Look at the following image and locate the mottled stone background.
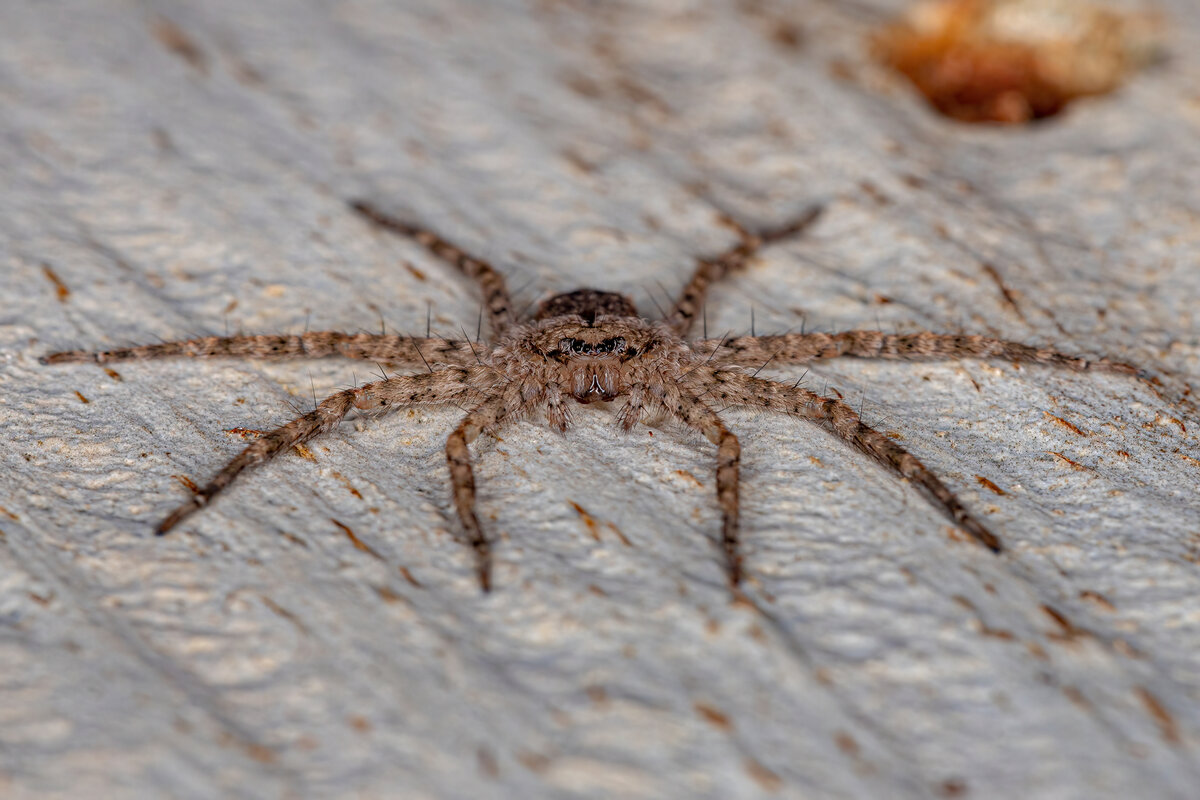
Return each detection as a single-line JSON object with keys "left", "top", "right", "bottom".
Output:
{"left": 2, "top": 1, "right": 1198, "bottom": 798}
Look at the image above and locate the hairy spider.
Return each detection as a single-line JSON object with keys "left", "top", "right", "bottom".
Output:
{"left": 43, "top": 200, "right": 1144, "bottom": 591}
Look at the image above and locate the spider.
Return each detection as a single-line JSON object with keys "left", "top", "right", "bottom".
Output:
{"left": 43, "top": 200, "right": 1144, "bottom": 592}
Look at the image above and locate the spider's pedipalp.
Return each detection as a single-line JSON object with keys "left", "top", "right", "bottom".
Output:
{"left": 156, "top": 369, "right": 478, "bottom": 536}
{"left": 41, "top": 333, "right": 480, "bottom": 368}
{"left": 699, "top": 330, "right": 1143, "bottom": 378}
{"left": 708, "top": 370, "right": 1003, "bottom": 553}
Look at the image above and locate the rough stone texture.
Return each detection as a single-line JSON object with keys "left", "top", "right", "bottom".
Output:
{"left": 2, "top": 1, "right": 1199, "bottom": 798}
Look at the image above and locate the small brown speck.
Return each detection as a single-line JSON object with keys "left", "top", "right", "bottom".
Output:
{"left": 43, "top": 264, "right": 70, "bottom": 302}
{"left": 516, "top": 751, "right": 550, "bottom": 774}
{"left": 376, "top": 585, "right": 402, "bottom": 603}
{"left": 405, "top": 262, "right": 428, "bottom": 282}
{"left": 834, "top": 731, "right": 859, "bottom": 756}
{"left": 694, "top": 703, "right": 732, "bottom": 731}
{"left": 586, "top": 685, "right": 608, "bottom": 706}
{"left": 348, "top": 715, "right": 371, "bottom": 733}
{"left": 1047, "top": 451, "right": 1091, "bottom": 472}
{"left": 331, "top": 470, "right": 363, "bottom": 499}
{"left": 1041, "top": 605, "right": 1084, "bottom": 642}
{"left": 1062, "top": 686, "right": 1090, "bottom": 708}
{"left": 744, "top": 758, "right": 782, "bottom": 793}
{"left": 770, "top": 21, "right": 804, "bottom": 50}
{"left": 172, "top": 474, "right": 200, "bottom": 494}
{"left": 151, "top": 17, "right": 208, "bottom": 73}
{"left": 103, "top": 368, "right": 122, "bottom": 382}
{"left": 569, "top": 501, "right": 601, "bottom": 541}
{"left": 398, "top": 565, "right": 422, "bottom": 588}
{"left": 331, "top": 518, "right": 384, "bottom": 561}
{"left": 1044, "top": 411, "right": 1089, "bottom": 436}
{"left": 478, "top": 747, "right": 500, "bottom": 779}
{"left": 975, "top": 475, "right": 1006, "bottom": 495}
{"left": 74, "top": 390, "right": 90, "bottom": 404}
{"left": 243, "top": 742, "right": 276, "bottom": 764}
{"left": 939, "top": 777, "right": 968, "bottom": 797}
{"left": 0, "top": 506, "right": 19, "bottom": 521}
{"left": 1079, "top": 590, "right": 1115, "bottom": 612}
{"left": 258, "top": 595, "right": 308, "bottom": 633}
{"left": 1135, "top": 687, "right": 1180, "bottom": 745}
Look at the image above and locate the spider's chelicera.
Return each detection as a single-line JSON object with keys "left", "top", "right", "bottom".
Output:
{"left": 43, "top": 200, "right": 1145, "bottom": 592}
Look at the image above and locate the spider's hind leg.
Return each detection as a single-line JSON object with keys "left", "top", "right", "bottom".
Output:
{"left": 710, "top": 370, "right": 1003, "bottom": 554}
{"left": 444, "top": 394, "right": 530, "bottom": 592}
{"left": 155, "top": 367, "right": 478, "bottom": 536}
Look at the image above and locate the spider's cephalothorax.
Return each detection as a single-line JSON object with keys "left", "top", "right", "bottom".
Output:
{"left": 43, "top": 200, "right": 1147, "bottom": 592}
{"left": 501, "top": 290, "right": 692, "bottom": 410}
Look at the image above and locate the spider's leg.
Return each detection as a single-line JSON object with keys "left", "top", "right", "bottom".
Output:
{"left": 157, "top": 367, "right": 481, "bottom": 534}
{"left": 42, "top": 333, "right": 480, "bottom": 367}
{"left": 350, "top": 200, "right": 515, "bottom": 338}
{"left": 697, "top": 330, "right": 1144, "bottom": 378}
{"left": 666, "top": 206, "right": 823, "bottom": 337}
{"left": 445, "top": 394, "right": 526, "bottom": 592}
{"left": 707, "top": 370, "right": 1002, "bottom": 553}
{"left": 664, "top": 390, "right": 744, "bottom": 589}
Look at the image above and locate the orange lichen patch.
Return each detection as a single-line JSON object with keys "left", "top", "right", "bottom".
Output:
{"left": 292, "top": 443, "right": 317, "bottom": 461}
{"left": 874, "top": 0, "right": 1161, "bottom": 123}
{"left": 224, "top": 427, "right": 266, "bottom": 439}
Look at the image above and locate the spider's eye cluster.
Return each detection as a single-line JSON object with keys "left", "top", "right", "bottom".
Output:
{"left": 559, "top": 337, "right": 627, "bottom": 356}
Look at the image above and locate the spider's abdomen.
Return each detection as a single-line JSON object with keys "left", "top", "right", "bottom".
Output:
{"left": 535, "top": 289, "right": 638, "bottom": 323}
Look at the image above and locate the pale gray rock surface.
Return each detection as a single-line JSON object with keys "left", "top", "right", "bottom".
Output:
{"left": 2, "top": 1, "right": 1199, "bottom": 798}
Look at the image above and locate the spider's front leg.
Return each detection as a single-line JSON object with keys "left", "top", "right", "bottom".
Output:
{"left": 705, "top": 369, "right": 1003, "bottom": 553}
{"left": 156, "top": 368, "right": 481, "bottom": 534}
{"left": 698, "top": 330, "right": 1145, "bottom": 378}
{"left": 41, "top": 332, "right": 480, "bottom": 369}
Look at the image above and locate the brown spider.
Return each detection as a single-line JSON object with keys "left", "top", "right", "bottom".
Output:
{"left": 43, "top": 200, "right": 1144, "bottom": 591}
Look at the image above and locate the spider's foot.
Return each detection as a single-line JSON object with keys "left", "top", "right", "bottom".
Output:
{"left": 472, "top": 544, "right": 493, "bottom": 593}
{"left": 961, "top": 515, "right": 1003, "bottom": 553}
{"left": 156, "top": 497, "right": 203, "bottom": 535}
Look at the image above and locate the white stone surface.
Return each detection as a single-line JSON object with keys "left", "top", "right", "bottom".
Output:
{"left": 2, "top": 1, "right": 1199, "bottom": 797}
